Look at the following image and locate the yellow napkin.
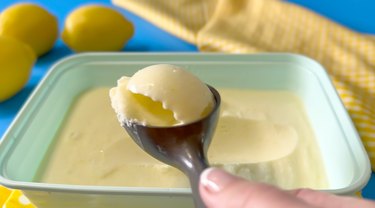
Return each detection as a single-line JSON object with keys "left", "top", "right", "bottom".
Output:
{"left": 114, "top": 0, "right": 375, "bottom": 169}
{"left": 0, "top": 186, "right": 36, "bottom": 208}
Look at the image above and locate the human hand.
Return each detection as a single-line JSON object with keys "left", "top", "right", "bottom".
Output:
{"left": 199, "top": 168, "right": 375, "bottom": 208}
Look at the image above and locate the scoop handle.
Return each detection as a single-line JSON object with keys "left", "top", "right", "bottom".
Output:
{"left": 183, "top": 157, "right": 209, "bottom": 208}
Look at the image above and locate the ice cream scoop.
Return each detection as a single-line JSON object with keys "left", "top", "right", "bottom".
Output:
{"left": 110, "top": 64, "right": 220, "bottom": 208}
{"left": 110, "top": 64, "right": 215, "bottom": 127}
{"left": 124, "top": 86, "right": 220, "bottom": 208}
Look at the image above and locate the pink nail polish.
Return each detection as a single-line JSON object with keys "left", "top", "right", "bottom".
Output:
{"left": 201, "top": 168, "right": 221, "bottom": 192}
{"left": 200, "top": 167, "right": 236, "bottom": 193}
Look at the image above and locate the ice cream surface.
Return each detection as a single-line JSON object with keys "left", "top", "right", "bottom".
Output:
{"left": 109, "top": 64, "right": 214, "bottom": 126}
{"left": 39, "top": 87, "right": 328, "bottom": 189}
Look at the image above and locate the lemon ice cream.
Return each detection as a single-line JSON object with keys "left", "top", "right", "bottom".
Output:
{"left": 109, "top": 64, "right": 214, "bottom": 126}
{"left": 39, "top": 87, "right": 327, "bottom": 189}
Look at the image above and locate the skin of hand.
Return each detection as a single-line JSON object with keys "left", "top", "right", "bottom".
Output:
{"left": 199, "top": 168, "right": 375, "bottom": 208}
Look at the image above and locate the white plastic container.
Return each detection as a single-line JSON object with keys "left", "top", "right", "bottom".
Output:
{"left": 0, "top": 53, "right": 371, "bottom": 207}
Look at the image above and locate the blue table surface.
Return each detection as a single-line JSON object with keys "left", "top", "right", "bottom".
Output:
{"left": 1, "top": 0, "right": 374, "bottom": 200}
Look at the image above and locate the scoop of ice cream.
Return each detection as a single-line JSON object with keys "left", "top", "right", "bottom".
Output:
{"left": 110, "top": 64, "right": 214, "bottom": 126}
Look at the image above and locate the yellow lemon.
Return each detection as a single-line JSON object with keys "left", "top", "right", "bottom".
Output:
{"left": 62, "top": 5, "right": 134, "bottom": 52}
{"left": 0, "top": 36, "right": 36, "bottom": 102}
{"left": 0, "top": 3, "right": 58, "bottom": 56}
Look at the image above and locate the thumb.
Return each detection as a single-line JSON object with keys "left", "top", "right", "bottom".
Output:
{"left": 199, "top": 168, "right": 312, "bottom": 208}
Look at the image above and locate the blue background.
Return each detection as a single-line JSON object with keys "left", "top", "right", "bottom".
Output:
{"left": 0, "top": 0, "right": 374, "bottom": 200}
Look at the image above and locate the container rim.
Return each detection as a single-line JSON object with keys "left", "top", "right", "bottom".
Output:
{"left": 0, "top": 52, "right": 371, "bottom": 196}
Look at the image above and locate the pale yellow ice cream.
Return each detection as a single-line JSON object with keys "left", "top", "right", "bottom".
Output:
{"left": 39, "top": 87, "right": 327, "bottom": 189}
{"left": 109, "top": 64, "right": 214, "bottom": 126}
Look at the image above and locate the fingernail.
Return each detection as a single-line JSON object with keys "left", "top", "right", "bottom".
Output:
{"left": 200, "top": 167, "right": 236, "bottom": 193}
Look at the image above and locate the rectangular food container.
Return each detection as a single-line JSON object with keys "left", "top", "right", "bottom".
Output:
{"left": 0, "top": 53, "right": 371, "bottom": 208}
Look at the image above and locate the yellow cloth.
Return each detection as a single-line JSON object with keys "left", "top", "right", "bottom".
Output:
{"left": 114, "top": 0, "right": 375, "bottom": 169}
{"left": 0, "top": 186, "right": 36, "bottom": 208}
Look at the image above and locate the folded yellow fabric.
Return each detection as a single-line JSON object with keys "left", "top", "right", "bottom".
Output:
{"left": 0, "top": 186, "right": 36, "bottom": 208}
{"left": 114, "top": 0, "right": 375, "bottom": 169}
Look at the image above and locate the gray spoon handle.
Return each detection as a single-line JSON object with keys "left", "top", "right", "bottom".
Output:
{"left": 183, "top": 157, "right": 209, "bottom": 208}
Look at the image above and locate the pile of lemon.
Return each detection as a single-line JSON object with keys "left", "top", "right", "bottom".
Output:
{"left": 0, "top": 3, "right": 134, "bottom": 102}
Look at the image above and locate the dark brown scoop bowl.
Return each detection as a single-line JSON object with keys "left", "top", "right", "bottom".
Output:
{"left": 122, "top": 86, "right": 221, "bottom": 208}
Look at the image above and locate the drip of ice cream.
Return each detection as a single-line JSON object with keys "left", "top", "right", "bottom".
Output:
{"left": 109, "top": 64, "right": 214, "bottom": 126}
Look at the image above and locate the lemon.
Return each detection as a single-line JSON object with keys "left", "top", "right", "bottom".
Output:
{"left": 0, "top": 3, "right": 58, "bottom": 56}
{"left": 62, "top": 5, "right": 134, "bottom": 52}
{"left": 0, "top": 36, "right": 36, "bottom": 102}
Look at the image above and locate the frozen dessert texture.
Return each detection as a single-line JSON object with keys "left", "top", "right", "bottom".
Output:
{"left": 109, "top": 64, "right": 214, "bottom": 126}
{"left": 40, "top": 88, "right": 327, "bottom": 189}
